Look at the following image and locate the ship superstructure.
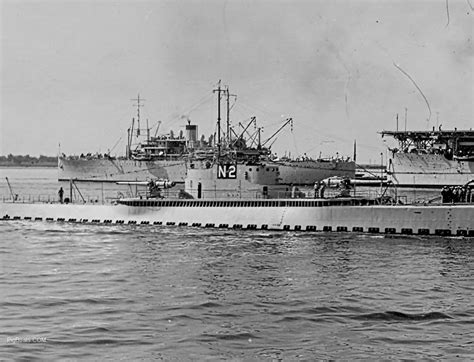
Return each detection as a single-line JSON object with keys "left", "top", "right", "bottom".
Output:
{"left": 58, "top": 95, "right": 210, "bottom": 183}
{"left": 381, "top": 129, "right": 474, "bottom": 188}
{"left": 58, "top": 83, "right": 355, "bottom": 185}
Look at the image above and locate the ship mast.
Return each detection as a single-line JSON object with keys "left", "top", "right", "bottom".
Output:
{"left": 226, "top": 86, "right": 230, "bottom": 147}
{"left": 131, "top": 94, "right": 145, "bottom": 137}
{"left": 225, "top": 86, "right": 236, "bottom": 148}
{"left": 213, "top": 81, "right": 223, "bottom": 158}
{"left": 127, "top": 94, "right": 146, "bottom": 158}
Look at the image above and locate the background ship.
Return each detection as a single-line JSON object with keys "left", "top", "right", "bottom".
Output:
{"left": 58, "top": 94, "right": 205, "bottom": 183}
{"left": 272, "top": 158, "right": 355, "bottom": 185}
{"left": 58, "top": 84, "right": 355, "bottom": 185}
{"left": 6, "top": 155, "right": 474, "bottom": 236}
{"left": 382, "top": 128, "right": 474, "bottom": 188}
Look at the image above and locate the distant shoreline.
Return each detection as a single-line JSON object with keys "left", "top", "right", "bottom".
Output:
{"left": 0, "top": 163, "right": 57, "bottom": 168}
{"left": 0, "top": 155, "right": 57, "bottom": 168}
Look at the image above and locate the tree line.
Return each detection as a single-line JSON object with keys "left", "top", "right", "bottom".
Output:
{"left": 0, "top": 154, "right": 57, "bottom": 167}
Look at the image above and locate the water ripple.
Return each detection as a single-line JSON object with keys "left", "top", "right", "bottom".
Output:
{"left": 1, "top": 218, "right": 473, "bottom": 360}
{"left": 353, "top": 310, "right": 452, "bottom": 321}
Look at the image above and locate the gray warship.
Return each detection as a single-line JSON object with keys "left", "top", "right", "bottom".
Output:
{"left": 3, "top": 158, "right": 474, "bottom": 235}
{"left": 382, "top": 128, "right": 474, "bottom": 188}
{"left": 58, "top": 83, "right": 355, "bottom": 185}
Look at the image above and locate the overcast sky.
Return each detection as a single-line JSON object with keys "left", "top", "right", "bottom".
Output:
{"left": 1, "top": 0, "right": 472, "bottom": 162}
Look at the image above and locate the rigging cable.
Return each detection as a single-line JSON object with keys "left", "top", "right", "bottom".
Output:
{"left": 108, "top": 136, "right": 123, "bottom": 155}
{"left": 149, "top": 92, "right": 214, "bottom": 133}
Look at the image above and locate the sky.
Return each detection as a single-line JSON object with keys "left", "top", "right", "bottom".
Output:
{"left": 1, "top": 0, "right": 473, "bottom": 163}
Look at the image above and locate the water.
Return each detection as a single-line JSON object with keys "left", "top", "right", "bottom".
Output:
{"left": 1, "top": 168, "right": 474, "bottom": 359}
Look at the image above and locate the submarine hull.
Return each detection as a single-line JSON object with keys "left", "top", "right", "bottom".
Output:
{"left": 1, "top": 201, "right": 472, "bottom": 236}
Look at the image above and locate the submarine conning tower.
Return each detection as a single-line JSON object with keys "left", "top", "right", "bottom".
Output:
{"left": 185, "top": 162, "right": 282, "bottom": 199}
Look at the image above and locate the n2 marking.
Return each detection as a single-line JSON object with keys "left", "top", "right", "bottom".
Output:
{"left": 217, "top": 164, "right": 237, "bottom": 179}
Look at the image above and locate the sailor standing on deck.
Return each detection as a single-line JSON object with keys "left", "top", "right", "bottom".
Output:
{"left": 313, "top": 181, "right": 321, "bottom": 199}
{"left": 58, "top": 187, "right": 64, "bottom": 204}
{"left": 319, "top": 182, "right": 326, "bottom": 199}
{"left": 441, "top": 186, "right": 449, "bottom": 203}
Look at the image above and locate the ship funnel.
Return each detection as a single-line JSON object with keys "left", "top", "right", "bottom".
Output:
{"left": 185, "top": 123, "right": 198, "bottom": 148}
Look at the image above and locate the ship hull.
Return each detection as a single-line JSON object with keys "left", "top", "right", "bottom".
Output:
{"left": 58, "top": 157, "right": 356, "bottom": 185}
{"left": 271, "top": 160, "right": 355, "bottom": 185}
{"left": 58, "top": 157, "right": 187, "bottom": 183}
{"left": 388, "top": 154, "right": 474, "bottom": 188}
{"left": 2, "top": 200, "right": 472, "bottom": 236}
